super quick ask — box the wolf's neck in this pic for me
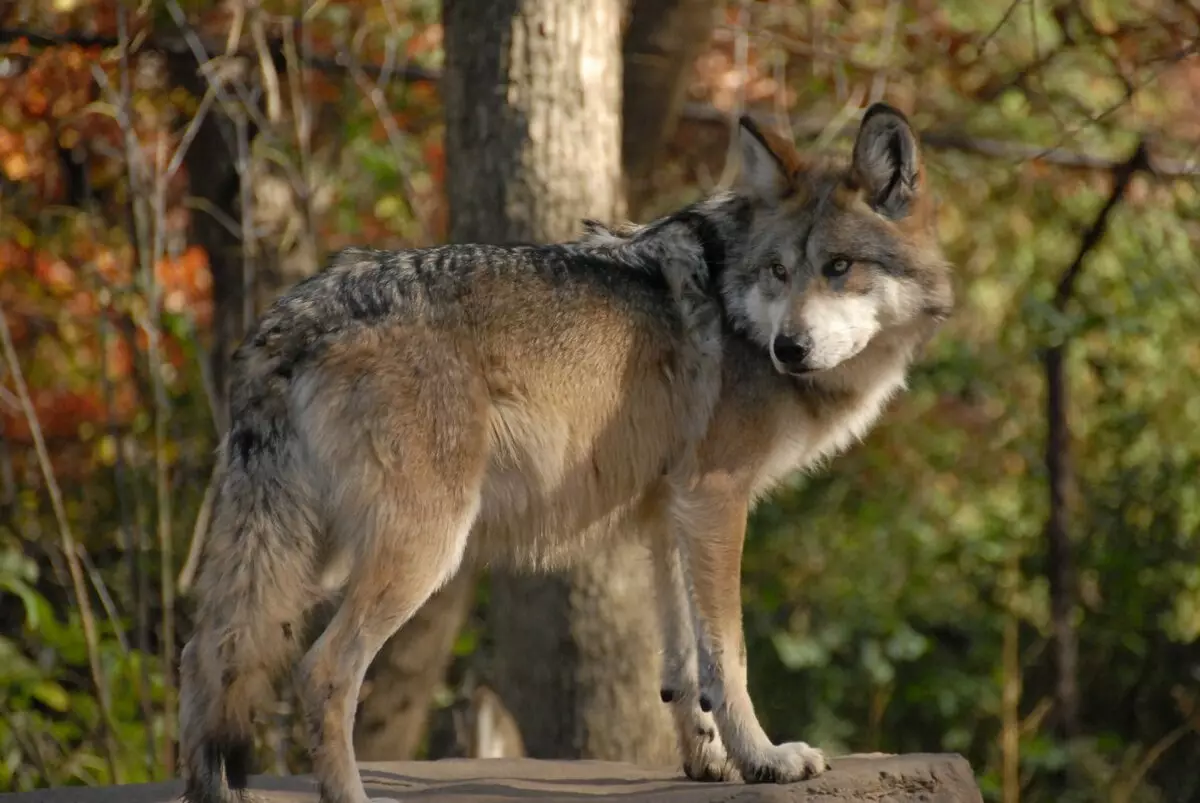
[657,191,754,279]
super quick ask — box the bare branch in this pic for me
[1052,142,1153,309]
[977,0,1026,54]
[684,103,1200,178]
[1042,140,1151,739]
[0,310,122,784]
[0,24,440,83]
[7,24,1197,178]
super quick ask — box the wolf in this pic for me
[178,102,955,803]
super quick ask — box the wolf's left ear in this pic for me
[736,115,798,203]
[850,103,921,220]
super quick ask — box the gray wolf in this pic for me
[178,102,955,803]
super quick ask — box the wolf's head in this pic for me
[722,104,954,376]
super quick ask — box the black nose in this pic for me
[772,333,812,368]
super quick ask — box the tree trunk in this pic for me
[621,0,718,218]
[441,0,676,764]
[165,53,252,426]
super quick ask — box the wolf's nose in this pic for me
[772,333,812,367]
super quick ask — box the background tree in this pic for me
[358,0,719,761]
[439,0,676,762]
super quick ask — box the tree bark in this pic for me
[441,0,676,764]
[621,0,718,218]
[165,53,252,425]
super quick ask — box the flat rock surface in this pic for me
[0,754,983,803]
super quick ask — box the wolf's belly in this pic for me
[467,398,674,571]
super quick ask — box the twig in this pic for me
[717,1,751,190]
[113,3,177,776]
[235,113,256,340]
[341,49,429,236]
[1029,41,1199,162]
[0,310,122,783]
[1041,140,1151,738]
[77,545,132,655]
[98,306,158,777]
[7,24,1198,177]
[282,18,319,274]
[0,24,441,83]
[250,9,284,124]
[977,0,1026,55]
[1111,720,1195,803]
[681,103,1200,177]
[0,710,53,786]
[1050,143,1152,308]
[178,461,221,593]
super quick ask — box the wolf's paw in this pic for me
[738,741,829,784]
[682,723,740,782]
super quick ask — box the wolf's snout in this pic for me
[772,333,812,370]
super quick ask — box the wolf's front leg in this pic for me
[673,484,829,784]
[651,530,739,782]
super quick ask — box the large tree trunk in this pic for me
[353,569,477,759]
[165,53,252,426]
[356,0,717,762]
[441,0,676,764]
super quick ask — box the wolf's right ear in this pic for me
[736,115,798,203]
[850,103,922,220]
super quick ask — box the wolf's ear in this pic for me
[736,115,797,203]
[850,103,921,220]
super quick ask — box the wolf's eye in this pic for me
[823,258,851,278]
[769,262,788,281]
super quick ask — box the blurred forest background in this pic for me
[1,0,1199,801]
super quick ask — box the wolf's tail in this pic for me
[178,434,321,803]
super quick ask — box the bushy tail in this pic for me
[178,440,320,803]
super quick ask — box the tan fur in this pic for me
[178,103,955,803]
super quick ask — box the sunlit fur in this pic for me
[177,103,955,803]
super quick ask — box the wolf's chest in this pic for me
[750,366,907,500]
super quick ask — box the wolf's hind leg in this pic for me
[652,531,739,782]
[297,490,480,803]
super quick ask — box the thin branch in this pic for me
[0,710,53,785]
[341,49,429,236]
[112,2,177,775]
[0,24,440,83]
[7,24,1198,177]
[1029,40,1200,162]
[250,9,284,124]
[98,305,158,777]
[1041,140,1151,739]
[1112,720,1195,803]
[683,103,1199,177]
[0,310,122,784]
[977,0,1026,54]
[177,461,220,594]
[1052,142,1152,309]
[283,18,319,274]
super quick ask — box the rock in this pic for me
[3,754,983,803]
